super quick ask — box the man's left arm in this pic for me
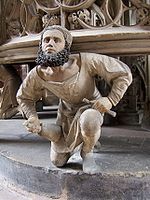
[87,53,132,111]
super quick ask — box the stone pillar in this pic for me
[141,55,150,130]
[147,56,150,99]
[0,0,7,45]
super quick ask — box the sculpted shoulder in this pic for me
[69,53,81,68]
[69,53,80,60]
[69,52,93,66]
[70,52,99,66]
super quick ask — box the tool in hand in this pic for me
[83,98,117,117]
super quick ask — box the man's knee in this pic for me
[50,149,70,167]
[51,158,65,167]
[80,109,103,136]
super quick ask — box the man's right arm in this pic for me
[17,84,38,119]
[17,69,41,118]
[17,69,43,133]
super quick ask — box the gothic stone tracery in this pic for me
[2,0,150,37]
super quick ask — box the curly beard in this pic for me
[35,43,70,68]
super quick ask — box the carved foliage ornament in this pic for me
[3,0,150,36]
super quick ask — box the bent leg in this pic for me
[39,123,62,142]
[80,108,103,156]
[0,81,12,113]
[0,78,21,119]
[79,108,103,174]
[9,77,22,107]
[50,147,71,167]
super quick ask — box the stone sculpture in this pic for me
[0,65,22,119]
[17,25,132,174]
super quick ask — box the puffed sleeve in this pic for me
[17,67,43,118]
[85,53,132,106]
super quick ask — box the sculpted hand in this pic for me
[23,116,42,133]
[91,97,112,113]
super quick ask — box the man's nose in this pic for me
[48,39,54,47]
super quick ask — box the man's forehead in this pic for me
[43,29,64,38]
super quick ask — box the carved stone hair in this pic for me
[40,25,73,48]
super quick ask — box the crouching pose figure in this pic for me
[17,25,132,174]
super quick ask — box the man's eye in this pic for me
[44,38,49,43]
[54,38,60,43]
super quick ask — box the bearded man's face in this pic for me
[36,29,70,67]
[42,29,65,54]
